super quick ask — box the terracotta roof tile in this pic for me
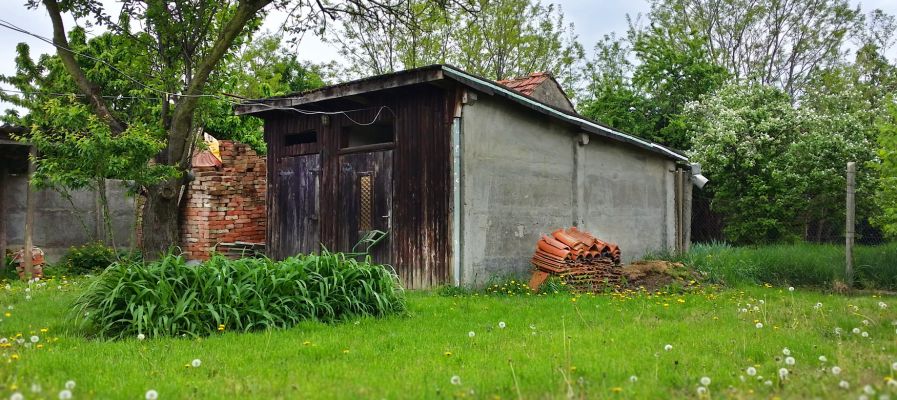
[496,72,551,96]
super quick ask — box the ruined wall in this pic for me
[181,141,266,260]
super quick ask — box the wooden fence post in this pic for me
[846,161,856,289]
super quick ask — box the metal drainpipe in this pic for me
[451,116,462,287]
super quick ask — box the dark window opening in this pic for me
[285,131,317,147]
[341,124,394,148]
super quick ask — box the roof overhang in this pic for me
[234,65,688,162]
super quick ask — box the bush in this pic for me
[71,252,406,339]
[60,242,118,274]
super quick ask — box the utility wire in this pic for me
[0,19,395,125]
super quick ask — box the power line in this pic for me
[0,88,163,101]
[0,19,396,125]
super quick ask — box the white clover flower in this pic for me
[746,367,757,376]
[839,380,850,389]
[785,357,795,366]
[64,381,75,390]
[832,366,842,375]
[630,375,638,383]
[137,333,146,341]
[59,389,72,400]
[145,389,159,400]
[450,375,461,385]
[696,386,707,395]
[191,359,201,368]
[30,335,39,343]
[782,348,791,356]
[853,328,862,334]
[788,286,795,292]
[664,344,673,351]
[864,384,875,395]
[778,368,789,379]
[862,331,869,338]
[498,321,506,329]
[11,392,23,400]
[700,376,711,386]
[756,322,764,329]
[819,355,828,362]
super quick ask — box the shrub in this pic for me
[61,242,117,274]
[71,252,406,339]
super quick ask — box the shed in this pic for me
[236,65,696,289]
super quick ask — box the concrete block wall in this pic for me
[1,178,136,262]
[180,141,266,259]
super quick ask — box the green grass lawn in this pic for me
[2,278,897,399]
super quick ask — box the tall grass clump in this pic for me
[667,242,897,289]
[71,252,406,339]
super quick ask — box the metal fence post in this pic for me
[846,161,856,289]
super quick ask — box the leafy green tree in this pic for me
[875,102,897,238]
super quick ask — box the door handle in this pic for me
[382,211,391,230]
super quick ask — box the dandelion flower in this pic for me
[444,351,452,357]
[819,355,828,363]
[862,331,869,338]
[498,321,506,329]
[853,328,861,334]
[64,381,75,390]
[764,380,773,386]
[31,383,41,393]
[788,286,795,292]
[864,384,875,395]
[746,367,757,376]
[11,392,23,400]
[468,331,475,338]
[756,322,764,329]
[835,327,843,335]
[785,357,795,366]
[191,359,201,368]
[700,376,711,386]
[832,366,842,375]
[664,344,673,351]
[839,380,850,389]
[25,295,31,301]
[880,302,888,309]
[137,333,146,341]
[450,375,461,385]
[778,368,789,379]
[892,362,897,371]
[782,347,791,356]
[145,389,159,400]
[696,386,707,395]
[759,300,765,305]
[814,302,822,309]
[629,375,638,383]
[863,319,870,326]
[30,335,38,343]
[59,389,72,400]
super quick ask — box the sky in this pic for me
[1,0,896,112]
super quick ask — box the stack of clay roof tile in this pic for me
[529,227,622,292]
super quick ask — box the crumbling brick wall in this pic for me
[181,141,266,259]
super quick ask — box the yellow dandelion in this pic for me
[302,341,311,346]
[444,351,452,357]
[343,349,350,354]
[611,387,623,393]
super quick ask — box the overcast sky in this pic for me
[2,0,896,112]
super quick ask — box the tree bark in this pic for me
[141,178,181,258]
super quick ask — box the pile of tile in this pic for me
[529,227,622,292]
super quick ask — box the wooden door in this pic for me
[273,154,320,258]
[338,150,393,264]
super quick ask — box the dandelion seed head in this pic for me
[191,359,201,368]
[700,376,711,386]
[498,321,506,329]
[664,344,673,351]
[785,356,796,366]
[853,327,862,334]
[696,386,707,395]
[832,366,842,375]
[746,367,757,376]
[145,389,159,400]
[764,380,773,386]
[782,348,791,356]
[450,375,461,385]
[880,302,888,309]
[862,331,870,338]
[10,392,23,400]
[814,302,823,309]
[864,384,875,395]
[30,335,38,343]
[788,286,795,292]
[58,389,72,400]
[64,381,75,390]
[468,331,475,338]
[819,355,828,363]
[839,380,850,389]
[892,362,897,371]
[778,368,789,379]
[137,333,146,341]
[756,322,764,329]
[863,320,871,326]
[630,375,638,383]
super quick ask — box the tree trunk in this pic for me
[141,178,183,259]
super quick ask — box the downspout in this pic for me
[451,117,462,286]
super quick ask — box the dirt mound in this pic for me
[621,260,702,291]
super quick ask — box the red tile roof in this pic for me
[496,72,551,96]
